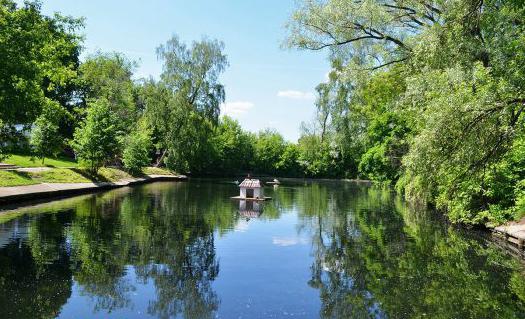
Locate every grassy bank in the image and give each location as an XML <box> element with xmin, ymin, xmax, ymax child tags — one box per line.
<box><xmin>0</xmin><ymin>167</ymin><xmax>175</xmax><ymax>187</ymax></box>
<box><xmin>3</xmin><ymin>154</ymin><xmax>78</xmax><ymax>168</ymax></box>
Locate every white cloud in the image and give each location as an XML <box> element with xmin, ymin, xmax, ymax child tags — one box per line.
<box><xmin>277</xmin><ymin>90</ymin><xmax>315</xmax><ymax>100</ymax></box>
<box><xmin>221</xmin><ymin>101</ymin><xmax>254</xmax><ymax>116</ymax></box>
<box><xmin>324</xmin><ymin>71</ymin><xmax>332</xmax><ymax>82</ymax></box>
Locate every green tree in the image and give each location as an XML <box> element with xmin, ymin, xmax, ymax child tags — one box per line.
<box><xmin>276</xmin><ymin>143</ymin><xmax>301</xmax><ymax>177</ymax></box>
<box><xmin>0</xmin><ymin>0</ymin><xmax>82</xmax><ymax>126</ymax></box>
<box><xmin>121</xmin><ymin>121</ymin><xmax>152</xmax><ymax>175</ymax></box>
<box><xmin>144</xmin><ymin>35</ymin><xmax>228</xmax><ymax>173</ymax></box>
<box><xmin>29</xmin><ymin>101</ymin><xmax>64</xmax><ymax>164</ymax></box>
<box><xmin>78</xmin><ymin>52</ymin><xmax>138</xmax><ymax>130</ymax></box>
<box><xmin>71</xmin><ymin>99</ymin><xmax>120</xmax><ymax>174</ymax></box>
<box><xmin>253</xmin><ymin>129</ymin><xmax>286</xmax><ymax>175</ymax></box>
<box><xmin>287</xmin><ymin>0</ymin><xmax>525</xmax><ymax>224</ymax></box>
<box><xmin>212</xmin><ymin>116</ymin><xmax>254</xmax><ymax>174</ymax></box>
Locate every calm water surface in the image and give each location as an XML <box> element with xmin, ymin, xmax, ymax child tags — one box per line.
<box><xmin>0</xmin><ymin>180</ymin><xmax>524</xmax><ymax>318</ymax></box>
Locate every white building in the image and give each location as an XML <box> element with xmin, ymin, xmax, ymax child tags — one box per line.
<box><xmin>239</xmin><ymin>178</ymin><xmax>263</xmax><ymax>199</ymax></box>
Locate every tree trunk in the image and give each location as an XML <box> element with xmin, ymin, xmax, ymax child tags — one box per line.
<box><xmin>155</xmin><ymin>149</ymin><xmax>167</xmax><ymax>167</ymax></box>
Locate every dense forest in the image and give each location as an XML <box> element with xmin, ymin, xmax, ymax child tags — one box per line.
<box><xmin>1</xmin><ymin>0</ymin><xmax>524</xmax><ymax>225</ymax></box>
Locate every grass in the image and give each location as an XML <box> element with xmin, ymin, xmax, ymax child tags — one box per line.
<box><xmin>29</xmin><ymin>168</ymin><xmax>92</xmax><ymax>184</ymax></box>
<box><xmin>143</xmin><ymin>166</ymin><xmax>175</xmax><ymax>175</ymax></box>
<box><xmin>98</xmin><ymin>167</ymin><xmax>134</xmax><ymax>182</ymax></box>
<box><xmin>0</xmin><ymin>171</ymin><xmax>38</xmax><ymax>187</ymax></box>
<box><xmin>0</xmin><ymin>166</ymin><xmax>176</xmax><ymax>187</ymax></box>
<box><xmin>29</xmin><ymin>167</ymin><xmax>135</xmax><ymax>184</ymax></box>
<box><xmin>3</xmin><ymin>154</ymin><xmax>78</xmax><ymax>168</ymax></box>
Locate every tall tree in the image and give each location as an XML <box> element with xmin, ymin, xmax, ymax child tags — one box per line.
<box><xmin>0</xmin><ymin>0</ymin><xmax>82</xmax><ymax>126</ymax></box>
<box><xmin>145</xmin><ymin>35</ymin><xmax>228</xmax><ymax>172</ymax></box>
<box><xmin>253</xmin><ymin>129</ymin><xmax>287</xmax><ymax>175</ymax></box>
<box><xmin>212</xmin><ymin>116</ymin><xmax>254</xmax><ymax>174</ymax></box>
<box><xmin>287</xmin><ymin>0</ymin><xmax>525</xmax><ymax>223</ymax></box>
<box><xmin>78</xmin><ymin>52</ymin><xmax>138</xmax><ymax>130</ymax></box>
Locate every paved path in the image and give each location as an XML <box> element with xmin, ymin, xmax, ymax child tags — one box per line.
<box><xmin>14</xmin><ymin>167</ymin><xmax>52</xmax><ymax>172</ymax></box>
<box><xmin>0</xmin><ymin>163</ymin><xmax>17</xmax><ymax>170</ymax></box>
<box><xmin>0</xmin><ymin>175</ymin><xmax>187</xmax><ymax>204</ymax></box>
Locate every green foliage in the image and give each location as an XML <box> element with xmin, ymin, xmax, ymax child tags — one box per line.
<box><xmin>253</xmin><ymin>129</ymin><xmax>287</xmax><ymax>175</ymax></box>
<box><xmin>143</xmin><ymin>35</ymin><xmax>228</xmax><ymax>173</ymax></box>
<box><xmin>29</xmin><ymin>101</ymin><xmax>65</xmax><ymax>163</ymax></box>
<box><xmin>0</xmin><ymin>0</ymin><xmax>82</xmax><ymax>126</ymax></box>
<box><xmin>0</xmin><ymin>120</ymin><xmax>10</xmax><ymax>161</ymax></box>
<box><xmin>71</xmin><ymin>99</ymin><xmax>120</xmax><ymax>174</ymax></box>
<box><xmin>211</xmin><ymin>116</ymin><xmax>254</xmax><ymax>174</ymax></box>
<box><xmin>276</xmin><ymin>143</ymin><xmax>302</xmax><ymax>176</ymax></box>
<box><xmin>78</xmin><ymin>52</ymin><xmax>138</xmax><ymax>130</ymax></box>
<box><xmin>287</xmin><ymin>0</ymin><xmax>525</xmax><ymax>224</ymax></box>
<box><xmin>297</xmin><ymin>134</ymin><xmax>333</xmax><ymax>177</ymax></box>
<box><xmin>121</xmin><ymin>123</ymin><xmax>152</xmax><ymax>175</ymax></box>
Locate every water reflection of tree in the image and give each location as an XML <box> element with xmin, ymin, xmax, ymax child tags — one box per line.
<box><xmin>296</xmin><ymin>183</ymin><xmax>525</xmax><ymax>319</ymax></box>
<box><xmin>0</xmin><ymin>213</ymin><xmax>73</xmax><ymax>319</ymax></box>
<box><xmin>65</xmin><ymin>182</ymin><xmax>235</xmax><ymax>318</ymax></box>
<box><xmin>0</xmin><ymin>182</ymin><xmax>238</xmax><ymax>318</ymax></box>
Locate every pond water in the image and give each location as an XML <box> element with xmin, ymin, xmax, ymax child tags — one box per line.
<box><xmin>0</xmin><ymin>180</ymin><xmax>524</xmax><ymax>318</ymax></box>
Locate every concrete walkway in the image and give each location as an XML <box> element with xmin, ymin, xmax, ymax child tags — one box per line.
<box><xmin>0</xmin><ymin>174</ymin><xmax>187</xmax><ymax>204</ymax></box>
<box><xmin>14</xmin><ymin>167</ymin><xmax>52</xmax><ymax>172</ymax></box>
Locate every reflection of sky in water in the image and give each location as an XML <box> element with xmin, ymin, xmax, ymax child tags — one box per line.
<box><xmin>272</xmin><ymin>236</ymin><xmax>309</xmax><ymax>246</ymax></box>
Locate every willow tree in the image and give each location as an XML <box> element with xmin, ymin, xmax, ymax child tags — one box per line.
<box><xmin>144</xmin><ymin>35</ymin><xmax>228</xmax><ymax>173</ymax></box>
<box><xmin>287</xmin><ymin>0</ymin><xmax>525</xmax><ymax>223</ymax></box>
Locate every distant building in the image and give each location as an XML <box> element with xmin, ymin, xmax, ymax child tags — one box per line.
<box><xmin>239</xmin><ymin>178</ymin><xmax>263</xmax><ymax>199</ymax></box>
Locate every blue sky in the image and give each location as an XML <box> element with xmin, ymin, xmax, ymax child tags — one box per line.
<box><xmin>40</xmin><ymin>0</ymin><xmax>330</xmax><ymax>141</ymax></box>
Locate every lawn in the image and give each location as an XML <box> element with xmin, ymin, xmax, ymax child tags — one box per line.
<box><xmin>3</xmin><ymin>154</ymin><xmax>78</xmax><ymax>168</ymax></box>
<box><xmin>0</xmin><ymin>166</ymin><xmax>175</xmax><ymax>187</ymax></box>
<box><xmin>29</xmin><ymin>168</ymin><xmax>92</xmax><ymax>184</ymax></box>
<box><xmin>0</xmin><ymin>171</ymin><xmax>38</xmax><ymax>187</ymax></box>
<box><xmin>143</xmin><ymin>166</ymin><xmax>175</xmax><ymax>175</ymax></box>
<box><xmin>29</xmin><ymin>167</ymin><xmax>135</xmax><ymax>184</ymax></box>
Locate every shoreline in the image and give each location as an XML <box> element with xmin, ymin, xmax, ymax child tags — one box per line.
<box><xmin>489</xmin><ymin>219</ymin><xmax>525</xmax><ymax>256</ymax></box>
<box><xmin>0</xmin><ymin>174</ymin><xmax>187</xmax><ymax>206</ymax></box>
<box><xmin>1</xmin><ymin>175</ymin><xmax>523</xmax><ymax>259</ymax></box>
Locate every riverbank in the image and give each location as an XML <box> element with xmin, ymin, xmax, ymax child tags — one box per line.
<box><xmin>490</xmin><ymin>218</ymin><xmax>525</xmax><ymax>256</ymax></box>
<box><xmin>0</xmin><ymin>173</ymin><xmax>187</xmax><ymax>205</ymax></box>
